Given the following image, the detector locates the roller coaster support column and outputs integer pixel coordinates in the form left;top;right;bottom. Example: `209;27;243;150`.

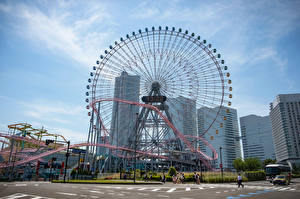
63;141;70;183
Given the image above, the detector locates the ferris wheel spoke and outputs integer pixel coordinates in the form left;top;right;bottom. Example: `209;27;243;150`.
158;32;185;81
127;38;153;81
123;38;153;82
157;32;180;80
161;34;193;79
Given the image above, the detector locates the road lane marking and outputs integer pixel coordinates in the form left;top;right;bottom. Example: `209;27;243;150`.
2;193;54;199
185;187;191;191
90;196;98;199
152;188;160;191
167;188;176;192
90;190;104;194
15;184;27;186
157;195;169;198
56;192;77;196
198;187;204;190
138;187;146;190
138;193;149;196
278;187;289;191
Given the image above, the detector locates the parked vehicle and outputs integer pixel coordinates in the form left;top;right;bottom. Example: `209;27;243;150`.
273;175;289;185
265;164;291;183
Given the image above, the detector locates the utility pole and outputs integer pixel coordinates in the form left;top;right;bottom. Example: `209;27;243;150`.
134;113;139;183
220;146;223;180
63;141;70;183
200;160;203;182
76;152;81;180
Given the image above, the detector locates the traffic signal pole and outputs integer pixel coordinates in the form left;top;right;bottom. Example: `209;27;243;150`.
220;147;224;180
63;141;70;183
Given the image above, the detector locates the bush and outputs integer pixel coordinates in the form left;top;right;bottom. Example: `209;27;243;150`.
244;171;265;181
292;173;300;178
168;167;177;177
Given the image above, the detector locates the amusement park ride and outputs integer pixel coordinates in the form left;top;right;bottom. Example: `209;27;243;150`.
0;26;232;179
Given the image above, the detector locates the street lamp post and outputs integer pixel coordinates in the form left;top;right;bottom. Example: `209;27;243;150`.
200;160;203;182
219;146;224;180
63;141;70;183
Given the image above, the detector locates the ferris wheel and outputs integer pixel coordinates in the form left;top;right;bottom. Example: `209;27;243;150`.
85;26;232;169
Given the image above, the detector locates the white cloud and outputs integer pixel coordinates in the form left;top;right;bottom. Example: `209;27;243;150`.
1;1;116;67
25;100;82;115
48;127;86;143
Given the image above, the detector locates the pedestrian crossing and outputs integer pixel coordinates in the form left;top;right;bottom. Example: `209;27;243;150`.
91;184;298;193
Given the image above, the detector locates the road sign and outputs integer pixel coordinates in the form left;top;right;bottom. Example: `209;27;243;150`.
72;148;86;154
220;163;223;168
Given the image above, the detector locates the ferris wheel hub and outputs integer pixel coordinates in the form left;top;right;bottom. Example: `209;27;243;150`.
151;81;161;91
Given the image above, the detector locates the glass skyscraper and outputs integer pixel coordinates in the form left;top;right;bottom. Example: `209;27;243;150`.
240;115;275;161
198;106;241;170
269;94;300;166
110;71;140;148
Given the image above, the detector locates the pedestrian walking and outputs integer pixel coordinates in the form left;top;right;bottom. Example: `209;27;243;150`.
172;174;177;184
193;172;197;184
181;173;185;184
162;172;166;183
196;173;200;184
237;173;244;188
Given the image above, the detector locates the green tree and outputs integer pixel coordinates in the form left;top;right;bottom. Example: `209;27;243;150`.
263;158;276;168
233;158;245;171
244;158;262;171
168;166;177;176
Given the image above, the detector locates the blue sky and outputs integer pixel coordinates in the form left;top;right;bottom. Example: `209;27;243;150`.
0;0;299;143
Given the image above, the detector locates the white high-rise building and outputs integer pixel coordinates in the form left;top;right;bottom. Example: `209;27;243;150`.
197;106;241;170
269;94;300;166
110;71;140;148
240;115;275;161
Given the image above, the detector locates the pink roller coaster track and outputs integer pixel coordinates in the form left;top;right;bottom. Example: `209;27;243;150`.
90;98;218;165
0;98;218;169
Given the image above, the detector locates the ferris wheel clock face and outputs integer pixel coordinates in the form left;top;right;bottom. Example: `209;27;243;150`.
85;26;232;163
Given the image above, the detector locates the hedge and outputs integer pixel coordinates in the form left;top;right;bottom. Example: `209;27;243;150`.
244;171;265;181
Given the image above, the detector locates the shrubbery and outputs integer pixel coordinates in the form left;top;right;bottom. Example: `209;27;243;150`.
168;167;176;177
244;171;265;181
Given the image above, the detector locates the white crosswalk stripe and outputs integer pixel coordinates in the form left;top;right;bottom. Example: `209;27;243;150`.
152;188;160;191
185;187;191;191
167;188;176;192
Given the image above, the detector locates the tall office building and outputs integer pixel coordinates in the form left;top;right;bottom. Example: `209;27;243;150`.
167;96;197;151
269;94;300;166
197;106;241;170
110;71;140;148
240;115;275;161
168;96;197;136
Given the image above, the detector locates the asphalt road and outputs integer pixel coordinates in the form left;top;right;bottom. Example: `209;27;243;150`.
0;179;299;199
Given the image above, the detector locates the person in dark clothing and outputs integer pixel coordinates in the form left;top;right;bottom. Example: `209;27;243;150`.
237;173;244;188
